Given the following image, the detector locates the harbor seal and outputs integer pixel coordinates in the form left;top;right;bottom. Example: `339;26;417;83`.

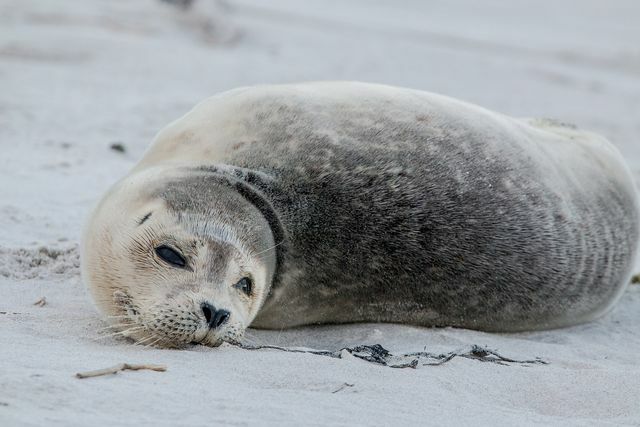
81;82;639;348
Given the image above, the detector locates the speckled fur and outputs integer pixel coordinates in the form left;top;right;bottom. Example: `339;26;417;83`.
84;82;639;339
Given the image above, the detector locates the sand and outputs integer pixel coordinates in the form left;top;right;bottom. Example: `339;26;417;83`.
1;0;640;425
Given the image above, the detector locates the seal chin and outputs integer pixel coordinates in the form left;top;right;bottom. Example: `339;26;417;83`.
194;325;245;348
197;335;224;348
160;329;240;348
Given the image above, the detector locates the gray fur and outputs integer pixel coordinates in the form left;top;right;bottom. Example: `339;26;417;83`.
139;84;640;333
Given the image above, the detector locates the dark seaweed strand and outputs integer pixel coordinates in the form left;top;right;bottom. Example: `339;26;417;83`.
236;343;547;369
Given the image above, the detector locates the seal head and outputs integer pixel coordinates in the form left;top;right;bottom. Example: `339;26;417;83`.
81;166;277;348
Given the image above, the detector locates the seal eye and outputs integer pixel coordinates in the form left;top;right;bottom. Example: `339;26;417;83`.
155;245;186;268
234;277;252;296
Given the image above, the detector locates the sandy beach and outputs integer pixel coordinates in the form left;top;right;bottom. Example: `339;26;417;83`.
1;1;639;425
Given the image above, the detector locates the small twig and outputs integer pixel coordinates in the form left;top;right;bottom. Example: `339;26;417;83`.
33;297;47;307
332;383;354;393
75;363;167;379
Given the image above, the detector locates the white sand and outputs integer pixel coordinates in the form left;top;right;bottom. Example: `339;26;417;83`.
1;0;640;425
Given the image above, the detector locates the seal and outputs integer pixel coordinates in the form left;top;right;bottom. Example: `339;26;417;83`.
81;82;640;348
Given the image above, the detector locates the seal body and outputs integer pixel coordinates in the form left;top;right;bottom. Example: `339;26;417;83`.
83;82;639;344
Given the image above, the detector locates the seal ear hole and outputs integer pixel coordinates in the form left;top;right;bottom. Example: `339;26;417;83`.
234;277;253;296
155;245;187;268
137;211;152;226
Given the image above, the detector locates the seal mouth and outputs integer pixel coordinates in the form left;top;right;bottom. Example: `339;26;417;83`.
105;290;239;349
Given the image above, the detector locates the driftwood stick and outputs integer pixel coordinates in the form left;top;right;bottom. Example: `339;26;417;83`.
76;363;167;379
332;383;355;393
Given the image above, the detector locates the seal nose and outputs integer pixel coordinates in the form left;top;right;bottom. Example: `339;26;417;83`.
201;302;230;329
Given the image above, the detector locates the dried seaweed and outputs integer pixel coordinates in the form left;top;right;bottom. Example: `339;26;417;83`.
239;343;546;369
